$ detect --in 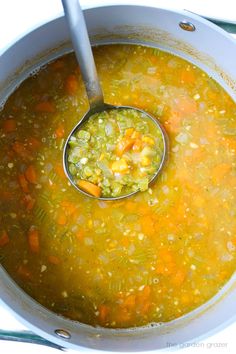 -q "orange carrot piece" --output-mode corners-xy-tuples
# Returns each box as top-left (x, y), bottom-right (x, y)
(18, 174), (29, 193)
(180, 69), (196, 84)
(125, 128), (134, 137)
(35, 101), (55, 113)
(123, 294), (136, 308)
(55, 123), (65, 138)
(57, 213), (67, 225)
(54, 164), (66, 179)
(98, 304), (109, 323)
(132, 139), (143, 152)
(142, 285), (151, 299)
(65, 74), (78, 95)
(77, 180), (102, 197)
(28, 228), (40, 253)
(76, 230), (84, 241)
(140, 215), (155, 235)
(164, 112), (182, 134)
(0, 230), (10, 247)
(48, 255), (61, 265)
(174, 96), (197, 115)
(23, 194), (35, 211)
(172, 269), (186, 286)
(120, 237), (130, 247)
(212, 163), (231, 184)
(27, 137), (41, 150)
(3, 119), (17, 133)
(116, 138), (134, 156)
(61, 200), (76, 215)
(159, 249), (173, 263)
(25, 165), (37, 184)
(12, 141), (31, 160)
